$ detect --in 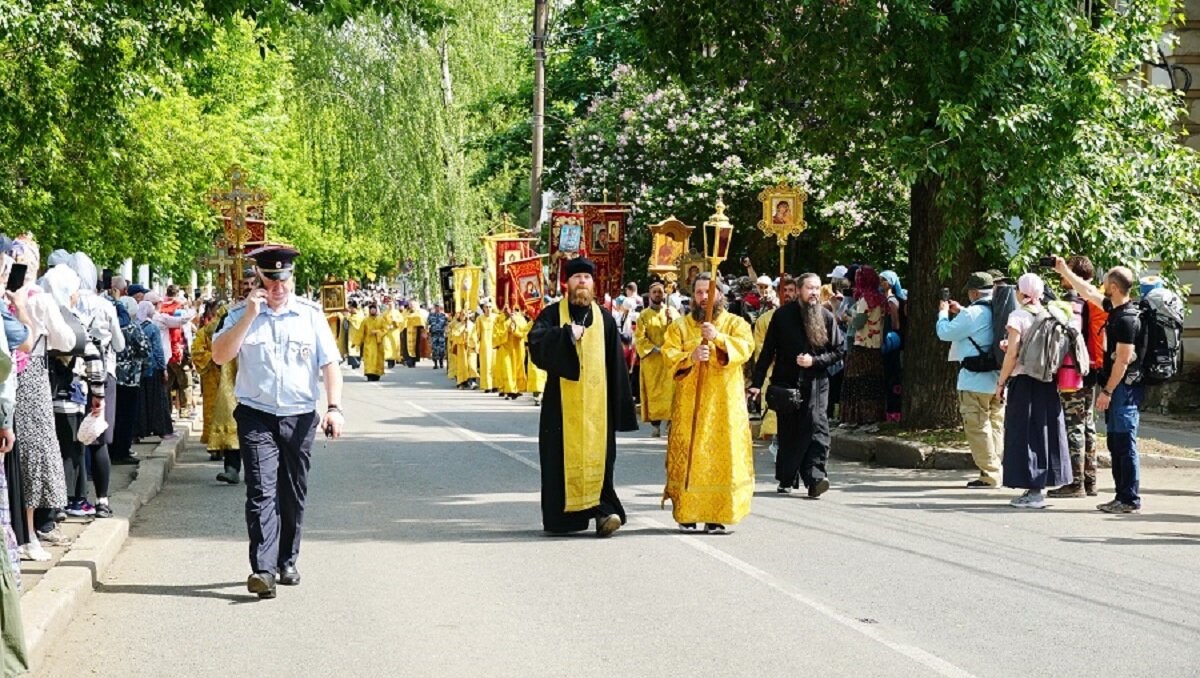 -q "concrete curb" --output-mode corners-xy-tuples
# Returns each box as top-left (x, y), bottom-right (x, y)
(20, 428), (188, 669)
(830, 430), (1200, 470)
